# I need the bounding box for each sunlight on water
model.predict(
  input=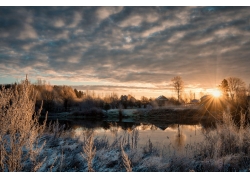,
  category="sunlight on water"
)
[71,120,206,155]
